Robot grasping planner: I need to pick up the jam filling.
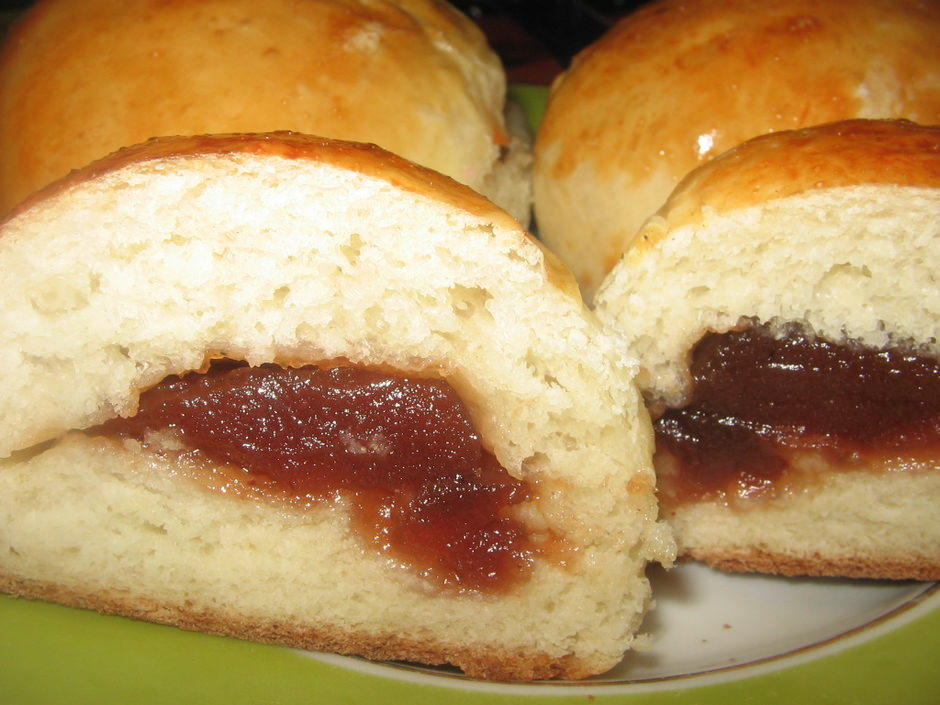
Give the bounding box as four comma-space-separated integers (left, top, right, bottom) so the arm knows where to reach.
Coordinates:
654, 325, 940, 506
98, 361, 536, 592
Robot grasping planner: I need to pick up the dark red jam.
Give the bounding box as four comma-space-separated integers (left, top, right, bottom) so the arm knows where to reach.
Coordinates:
98, 361, 536, 592
654, 325, 940, 506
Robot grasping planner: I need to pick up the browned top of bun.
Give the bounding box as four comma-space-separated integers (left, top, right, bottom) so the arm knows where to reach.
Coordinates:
4, 132, 494, 222
637, 119, 940, 245
540, 0, 940, 183
3, 131, 580, 301
533, 0, 940, 298
0, 0, 509, 214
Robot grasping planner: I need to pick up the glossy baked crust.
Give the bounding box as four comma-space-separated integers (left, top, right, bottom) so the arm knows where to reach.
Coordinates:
534, 0, 940, 296
0, 0, 509, 214
540, 1, 940, 183
629, 119, 940, 255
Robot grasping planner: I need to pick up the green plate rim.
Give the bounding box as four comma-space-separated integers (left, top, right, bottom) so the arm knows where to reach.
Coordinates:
2, 586, 937, 704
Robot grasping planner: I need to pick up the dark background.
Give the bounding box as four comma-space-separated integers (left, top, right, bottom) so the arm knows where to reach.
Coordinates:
0, 0, 649, 84
452, 0, 645, 81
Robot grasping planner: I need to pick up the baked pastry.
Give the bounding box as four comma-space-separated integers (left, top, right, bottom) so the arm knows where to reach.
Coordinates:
595, 119, 939, 580
0, 132, 672, 680
0, 0, 532, 224
535, 0, 940, 298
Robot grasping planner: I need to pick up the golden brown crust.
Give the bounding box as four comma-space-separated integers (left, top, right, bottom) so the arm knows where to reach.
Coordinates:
0, 0, 507, 215
3, 132, 496, 222
534, 0, 940, 295
682, 548, 940, 581
0, 574, 596, 681
1, 131, 580, 302
644, 120, 940, 240
539, 0, 940, 183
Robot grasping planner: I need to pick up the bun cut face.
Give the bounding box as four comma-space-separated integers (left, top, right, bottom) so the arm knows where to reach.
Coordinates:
0, 0, 532, 224
595, 119, 940, 580
535, 0, 940, 298
0, 133, 672, 680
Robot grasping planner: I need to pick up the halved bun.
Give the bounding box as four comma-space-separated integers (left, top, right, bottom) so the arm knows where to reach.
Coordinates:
595, 119, 939, 580
0, 132, 672, 680
0, 0, 532, 224
535, 0, 940, 298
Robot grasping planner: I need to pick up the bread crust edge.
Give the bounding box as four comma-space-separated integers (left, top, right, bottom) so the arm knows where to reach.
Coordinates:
0, 573, 598, 681
680, 548, 940, 581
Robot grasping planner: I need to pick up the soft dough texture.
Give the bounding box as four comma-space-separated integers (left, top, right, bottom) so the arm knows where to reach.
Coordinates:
535, 0, 940, 298
0, 0, 532, 224
0, 132, 672, 680
595, 119, 940, 580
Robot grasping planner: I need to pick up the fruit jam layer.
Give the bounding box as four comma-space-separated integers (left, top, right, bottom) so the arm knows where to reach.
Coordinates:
654, 325, 940, 506
99, 361, 537, 592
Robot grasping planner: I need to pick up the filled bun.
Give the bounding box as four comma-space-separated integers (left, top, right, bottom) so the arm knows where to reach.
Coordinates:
535, 0, 940, 298
0, 132, 672, 680
0, 0, 532, 224
595, 119, 939, 580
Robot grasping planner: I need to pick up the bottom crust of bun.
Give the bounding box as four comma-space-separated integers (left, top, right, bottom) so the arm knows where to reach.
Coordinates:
0, 574, 597, 681
680, 549, 940, 581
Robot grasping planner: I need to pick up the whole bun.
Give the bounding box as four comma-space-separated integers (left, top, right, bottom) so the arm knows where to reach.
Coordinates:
0, 132, 671, 680
0, 0, 532, 223
596, 119, 940, 580
535, 0, 940, 298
